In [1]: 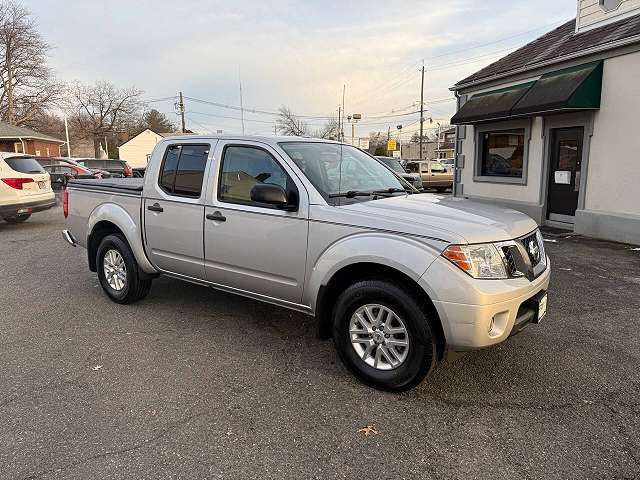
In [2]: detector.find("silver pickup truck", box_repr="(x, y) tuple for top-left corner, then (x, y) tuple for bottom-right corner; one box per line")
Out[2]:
(63, 135), (550, 391)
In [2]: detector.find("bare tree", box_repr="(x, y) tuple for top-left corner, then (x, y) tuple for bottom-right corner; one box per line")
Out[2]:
(316, 116), (339, 140)
(0, 1), (64, 127)
(66, 80), (143, 157)
(276, 106), (308, 136)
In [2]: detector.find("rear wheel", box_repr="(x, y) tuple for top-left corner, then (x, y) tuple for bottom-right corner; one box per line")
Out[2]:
(96, 234), (152, 304)
(435, 187), (448, 193)
(3, 213), (31, 223)
(332, 280), (437, 391)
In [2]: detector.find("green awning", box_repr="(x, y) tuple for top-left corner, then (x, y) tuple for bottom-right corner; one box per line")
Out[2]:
(450, 82), (534, 125)
(451, 61), (603, 125)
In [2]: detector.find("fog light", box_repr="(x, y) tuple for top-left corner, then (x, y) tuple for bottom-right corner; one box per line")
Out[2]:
(488, 316), (495, 333)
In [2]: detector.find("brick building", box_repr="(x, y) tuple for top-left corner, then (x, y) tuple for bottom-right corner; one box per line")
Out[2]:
(0, 121), (65, 157)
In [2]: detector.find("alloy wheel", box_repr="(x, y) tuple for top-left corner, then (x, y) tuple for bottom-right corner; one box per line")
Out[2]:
(349, 304), (410, 370)
(103, 249), (127, 291)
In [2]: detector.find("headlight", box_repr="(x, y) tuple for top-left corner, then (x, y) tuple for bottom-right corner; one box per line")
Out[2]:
(442, 243), (508, 279)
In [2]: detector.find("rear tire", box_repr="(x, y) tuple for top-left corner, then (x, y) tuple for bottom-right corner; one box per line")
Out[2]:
(4, 213), (31, 223)
(435, 187), (447, 193)
(332, 280), (437, 392)
(96, 234), (152, 304)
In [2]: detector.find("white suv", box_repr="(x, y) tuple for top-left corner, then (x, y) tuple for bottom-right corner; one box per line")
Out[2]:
(0, 153), (55, 223)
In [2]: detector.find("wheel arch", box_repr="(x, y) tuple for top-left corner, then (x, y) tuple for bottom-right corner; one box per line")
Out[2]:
(316, 262), (446, 360)
(86, 203), (157, 275)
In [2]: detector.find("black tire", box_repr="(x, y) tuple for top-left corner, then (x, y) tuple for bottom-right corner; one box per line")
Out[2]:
(4, 213), (31, 223)
(332, 280), (438, 392)
(96, 234), (152, 304)
(435, 187), (448, 193)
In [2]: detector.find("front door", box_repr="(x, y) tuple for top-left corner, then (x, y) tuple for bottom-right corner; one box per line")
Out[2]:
(547, 127), (584, 224)
(204, 142), (309, 305)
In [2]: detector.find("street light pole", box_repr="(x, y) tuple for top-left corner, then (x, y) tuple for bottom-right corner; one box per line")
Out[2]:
(419, 63), (425, 161)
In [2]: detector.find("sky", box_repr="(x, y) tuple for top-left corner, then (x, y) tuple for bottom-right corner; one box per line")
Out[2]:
(25, 0), (576, 139)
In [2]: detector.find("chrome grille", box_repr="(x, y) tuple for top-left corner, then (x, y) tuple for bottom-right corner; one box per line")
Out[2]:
(520, 232), (542, 267)
(497, 229), (546, 280)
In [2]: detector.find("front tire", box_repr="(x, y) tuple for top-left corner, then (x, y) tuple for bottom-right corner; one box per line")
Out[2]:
(96, 234), (152, 304)
(3, 213), (31, 223)
(332, 280), (437, 391)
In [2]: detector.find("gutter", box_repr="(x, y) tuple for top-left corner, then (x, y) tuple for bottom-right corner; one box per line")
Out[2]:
(450, 32), (640, 92)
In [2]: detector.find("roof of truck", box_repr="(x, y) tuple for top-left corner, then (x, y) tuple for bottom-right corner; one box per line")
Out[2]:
(160, 134), (342, 145)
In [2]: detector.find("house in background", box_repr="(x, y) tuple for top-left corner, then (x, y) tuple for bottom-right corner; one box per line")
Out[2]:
(0, 121), (64, 157)
(435, 127), (456, 160)
(117, 129), (188, 168)
(450, 0), (640, 245)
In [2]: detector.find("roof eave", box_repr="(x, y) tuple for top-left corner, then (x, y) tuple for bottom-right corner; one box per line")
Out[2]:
(451, 33), (640, 92)
(0, 135), (64, 144)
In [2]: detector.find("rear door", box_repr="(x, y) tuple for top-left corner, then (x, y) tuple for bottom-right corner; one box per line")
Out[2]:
(143, 142), (214, 280)
(203, 141), (309, 304)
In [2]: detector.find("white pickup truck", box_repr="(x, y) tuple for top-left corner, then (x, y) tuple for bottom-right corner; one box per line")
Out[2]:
(63, 136), (550, 391)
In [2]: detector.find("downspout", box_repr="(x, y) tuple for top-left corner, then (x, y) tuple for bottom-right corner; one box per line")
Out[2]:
(452, 92), (460, 197)
(17, 137), (26, 154)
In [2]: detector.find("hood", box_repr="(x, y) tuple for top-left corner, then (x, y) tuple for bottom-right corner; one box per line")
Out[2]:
(334, 194), (538, 244)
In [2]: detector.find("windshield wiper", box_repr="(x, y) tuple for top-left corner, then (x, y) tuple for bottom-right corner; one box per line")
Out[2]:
(329, 188), (412, 199)
(372, 188), (414, 195)
(328, 190), (378, 199)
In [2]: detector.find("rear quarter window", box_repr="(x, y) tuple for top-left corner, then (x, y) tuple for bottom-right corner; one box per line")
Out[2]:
(4, 156), (45, 174)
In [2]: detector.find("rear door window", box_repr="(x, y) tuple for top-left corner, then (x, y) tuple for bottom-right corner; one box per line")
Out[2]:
(158, 144), (209, 198)
(4, 156), (45, 174)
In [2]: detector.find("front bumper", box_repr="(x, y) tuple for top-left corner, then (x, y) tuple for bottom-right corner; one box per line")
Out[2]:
(423, 255), (551, 350)
(0, 197), (56, 217)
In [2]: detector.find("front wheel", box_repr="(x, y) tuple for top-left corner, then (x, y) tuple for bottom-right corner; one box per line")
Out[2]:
(96, 234), (152, 304)
(3, 213), (31, 223)
(332, 280), (438, 391)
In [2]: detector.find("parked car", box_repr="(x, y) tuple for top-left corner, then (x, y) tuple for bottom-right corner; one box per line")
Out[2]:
(42, 163), (99, 189)
(374, 156), (423, 190)
(407, 160), (453, 192)
(63, 136), (550, 391)
(0, 153), (55, 223)
(75, 158), (132, 178)
(36, 157), (111, 179)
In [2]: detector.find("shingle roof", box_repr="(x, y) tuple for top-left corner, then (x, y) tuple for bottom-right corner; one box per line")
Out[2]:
(454, 15), (640, 89)
(0, 121), (64, 143)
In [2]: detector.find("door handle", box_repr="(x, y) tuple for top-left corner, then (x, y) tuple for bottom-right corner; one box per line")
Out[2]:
(206, 211), (226, 222)
(147, 203), (163, 213)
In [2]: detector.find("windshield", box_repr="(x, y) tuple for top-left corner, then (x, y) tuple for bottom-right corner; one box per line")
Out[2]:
(375, 156), (405, 174)
(280, 142), (406, 203)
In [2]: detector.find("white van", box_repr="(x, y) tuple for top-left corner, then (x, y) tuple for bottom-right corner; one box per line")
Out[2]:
(0, 153), (55, 223)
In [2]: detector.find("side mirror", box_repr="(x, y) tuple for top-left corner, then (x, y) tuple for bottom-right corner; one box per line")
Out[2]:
(250, 184), (296, 211)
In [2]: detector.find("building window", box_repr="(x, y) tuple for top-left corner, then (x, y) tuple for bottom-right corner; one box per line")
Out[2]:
(14, 142), (23, 153)
(599, 0), (622, 12)
(479, 129), (525, 178)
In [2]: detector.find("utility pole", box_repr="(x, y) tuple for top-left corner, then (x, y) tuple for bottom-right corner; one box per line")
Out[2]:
(239, 78), (245, 135)
(419, 63), (425, 161)
(341, 84), (346, 142)
(337, 106), (341, 140)
(104, 136), (109, 158)
(64, 114), (71, 158)
(178, 92), (186, 133)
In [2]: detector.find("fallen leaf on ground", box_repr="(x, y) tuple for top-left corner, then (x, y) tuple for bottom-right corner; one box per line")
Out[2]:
(358, 425), (379, 436)
(543, 238), (558, 243)
(92, 365), (103, 371)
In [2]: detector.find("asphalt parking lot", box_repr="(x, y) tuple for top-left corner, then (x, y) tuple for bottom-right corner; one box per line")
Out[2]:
(1, 204), (639, 480)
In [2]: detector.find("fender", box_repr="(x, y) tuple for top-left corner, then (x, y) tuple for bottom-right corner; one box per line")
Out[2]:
(303, 232), (447, 312)
(87, 202), (158, 275)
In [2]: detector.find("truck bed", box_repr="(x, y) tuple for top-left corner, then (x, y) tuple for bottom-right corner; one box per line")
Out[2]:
(68, 178), (144, 195)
